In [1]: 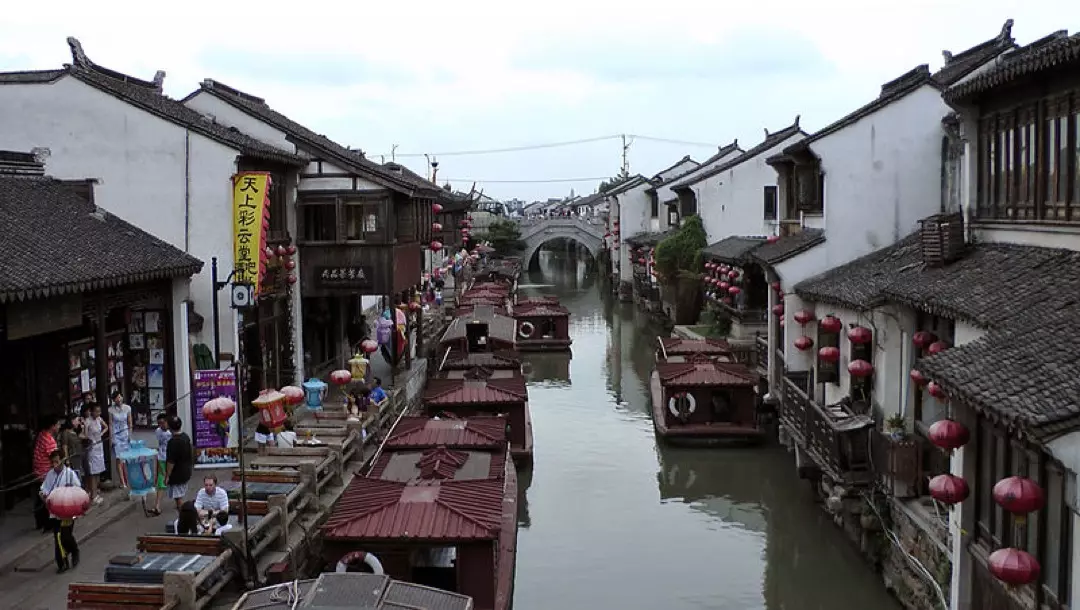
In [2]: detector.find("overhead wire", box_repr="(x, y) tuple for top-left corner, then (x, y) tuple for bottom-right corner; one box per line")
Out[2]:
(441, 177), (611, 184)
(382, 133), (722, 159)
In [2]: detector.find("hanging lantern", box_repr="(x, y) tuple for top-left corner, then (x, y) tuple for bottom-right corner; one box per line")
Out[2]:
(705, 262), (715, 270)
(263, 246), (274, 259)
(772, 303), (784, 316)
(280, 386), (305, 407)
(202, 396), (236, 423)
(988, 548), (1041, 586)
(46, 486), (91, 520)
(793, 310), (815, 325)
(727, 270), (738, 279)
(771, 281), (782, 292)
(820, 315), (843, 333)
(252, 388), (288, 431)
(927, 419), (970, 451)
(848, 359), (874, 377)
(329, 369), (352, 386)
(430, 240), (444, 252)
(286, 274), (298, 285)
(927, 381), (947, 399)
(432, 203), (443, 214)
(716, 281), (727, 290)
(909, 369), (929, 386)
(928, 474), (970, 505)
(993, 476), (1045, 519)
(794, 336), (814, 351)
(847, 326), (872, 344)
(818, 346), (840, 362)
(360, 339), (378, 355)
(728, 286), (741, 295)
(927, 341), (950, 355)
(779, 318), (785, 327)
(432, 222), (443, 232)
(302, 378), (328, 410)
(638, 257), (646, 264)
(286, 245), (297, 256)
(276, 245), (287, 257)
(283, 259), (296, 270)
(913, 331), (937, 349)
(722, 297), (733, 305)
(766, 235), (780, 244)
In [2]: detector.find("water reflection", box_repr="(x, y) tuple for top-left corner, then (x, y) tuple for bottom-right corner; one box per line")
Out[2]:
(517, 465), (532, 528)
(521, 353), (571, 385)
(512, 249), (900, 610)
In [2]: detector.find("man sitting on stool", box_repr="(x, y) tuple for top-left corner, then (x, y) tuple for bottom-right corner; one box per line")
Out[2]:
(194, 475), (229, 522)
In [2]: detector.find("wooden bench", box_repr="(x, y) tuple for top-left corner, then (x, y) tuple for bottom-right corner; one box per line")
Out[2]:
(68, 582), (165, 609)
(229, 499), (269, 516)
(136, 535), (225, 556)
(230, 469), (300, 484)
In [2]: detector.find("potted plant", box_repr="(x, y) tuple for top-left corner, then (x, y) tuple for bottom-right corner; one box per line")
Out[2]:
(885, 413), (907, 441)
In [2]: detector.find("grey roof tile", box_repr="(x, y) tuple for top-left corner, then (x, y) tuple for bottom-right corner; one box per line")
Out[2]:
(751, 229), (825, 265)
(702, 236), (766, 263)
(680, 119), (804, 187)
(946, 29), (1080, 102)
(931, 19), (1016, 86)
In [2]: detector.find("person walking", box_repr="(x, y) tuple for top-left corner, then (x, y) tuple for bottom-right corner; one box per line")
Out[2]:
(32, 417), (59, 532)
(40, 450), (82, 573)
(108, 392), (133, 488)
(83, 404), (108, 506)
(163, 416), (193, 513)
(58, 416), (83, 479)
(149, 413), (171, 516)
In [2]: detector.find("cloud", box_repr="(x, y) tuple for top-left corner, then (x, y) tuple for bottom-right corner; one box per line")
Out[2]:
(195, 48), (456, 87)
(511, 27), (835, 84)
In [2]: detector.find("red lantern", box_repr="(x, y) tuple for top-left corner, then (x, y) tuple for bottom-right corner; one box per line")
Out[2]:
(766, 235), (780, 244)
(727, 270), (738, 279)
(361, 339), (379, 354)
(430, 241), (444, 252)
(280, 386), (304, 407)
(432, 222), (443, 232)
(848, 326), (872, 344)
(263, 246), (274, 259)
(988, 548), (1041, 586)
(913, 331), (937, 349)
(927, 381), (947, 399)
(929, 474), (970, 504)
(728, 286), (741, 295)
(772, 303), (784, 316)
(722, 297), (732, 305)
(927, 341), (950, 355)
(719, 281), (729, 290)
(286, 245), (297, 256)
(286, 274), (297, 285)
(927, 419), (970, 450)
(993, 476), (1045, 517)
(771, 281), (782, 292)
(793, 310), (814, 325)
(432, 203), (443, 214)
(779, 318), (785, 327)
(202, 396), (236, 423)
(329, 369), (352, 386)
(284, 259), (296, 270)
(638, 257), (646, 264)
(252, 389), (288, 431)
(818, 346), (840, 362)
(46, 486), (91, 520)
(848, 359), (874, 377)
(276, 245), (287, 257)
(794, 336), (814, 351)
(909, 369), (928, 386)
(820, 315), (843, 333)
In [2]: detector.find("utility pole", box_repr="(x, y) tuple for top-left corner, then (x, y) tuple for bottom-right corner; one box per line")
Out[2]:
(620, 135), (633, 178)
(391, 144), (398, 162)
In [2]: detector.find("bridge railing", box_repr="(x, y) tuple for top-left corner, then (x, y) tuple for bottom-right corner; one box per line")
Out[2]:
(516, 217), (607, 240)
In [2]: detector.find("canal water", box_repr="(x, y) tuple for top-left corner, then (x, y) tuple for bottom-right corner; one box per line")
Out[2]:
(513, 251), (902, 610)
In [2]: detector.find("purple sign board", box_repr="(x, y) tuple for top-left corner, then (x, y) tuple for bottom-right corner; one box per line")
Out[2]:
(191, 369), (240, 468)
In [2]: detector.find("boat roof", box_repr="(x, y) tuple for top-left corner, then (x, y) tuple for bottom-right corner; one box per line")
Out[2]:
(656, 361), (757, 387)
(384, 416), (508, 450)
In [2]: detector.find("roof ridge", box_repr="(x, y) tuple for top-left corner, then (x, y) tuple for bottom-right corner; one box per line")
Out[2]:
(681, 118), (803, 186)
(940, 18), (1015, 65)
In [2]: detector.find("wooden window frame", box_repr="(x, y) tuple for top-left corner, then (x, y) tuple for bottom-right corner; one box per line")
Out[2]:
(763, 185), (778, 220)
(297, 198), (337, 244)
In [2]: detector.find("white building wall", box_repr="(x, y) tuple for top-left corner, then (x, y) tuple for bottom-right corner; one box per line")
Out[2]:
(616, 183), (652, 283)
(183, 92), (295, 150)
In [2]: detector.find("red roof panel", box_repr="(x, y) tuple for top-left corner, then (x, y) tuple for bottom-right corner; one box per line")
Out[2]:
(440, 350), (521, 371)
(656, 361), (756, 387)
(660, 337), (733, 356)
(513, 302), (570, 317)
(385, 416), (508, 449)
(423, 377), (528, 405)
(323, 478), (505, 541)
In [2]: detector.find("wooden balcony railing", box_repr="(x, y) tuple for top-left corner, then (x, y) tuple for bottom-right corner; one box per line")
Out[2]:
(755, 334), (768, 371)
(780, 374), (875, 485)
(718, 302), (769, 323)
(872, 430), (924, 498)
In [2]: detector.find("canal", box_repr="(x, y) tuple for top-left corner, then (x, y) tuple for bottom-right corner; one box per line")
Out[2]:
(513, 250), (902, 610)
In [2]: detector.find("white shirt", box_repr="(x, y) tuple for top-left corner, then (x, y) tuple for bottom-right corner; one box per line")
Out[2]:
(276, 430), (297, 448)
(194, 486), (229, 513)
(214, 523), (233, 536)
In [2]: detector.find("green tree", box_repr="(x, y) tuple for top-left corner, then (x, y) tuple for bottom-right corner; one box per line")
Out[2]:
(653, 215), (707, 282)
(471, 220), (524, 255)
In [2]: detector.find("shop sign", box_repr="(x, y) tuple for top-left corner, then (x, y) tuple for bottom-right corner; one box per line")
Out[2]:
(191, 369), (240, 469)
(232, 172), (271, 297)
(315, 266), (373, 289)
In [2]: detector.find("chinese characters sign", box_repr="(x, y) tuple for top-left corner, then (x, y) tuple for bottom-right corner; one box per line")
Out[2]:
(232, 172), (272, 297)
(315, 265), (373, 289)
(191, 369), (239, 468)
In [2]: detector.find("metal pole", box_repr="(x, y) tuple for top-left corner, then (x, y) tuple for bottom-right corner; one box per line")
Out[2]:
(212, 257), (221, 368)
(234, 309), (255, 583)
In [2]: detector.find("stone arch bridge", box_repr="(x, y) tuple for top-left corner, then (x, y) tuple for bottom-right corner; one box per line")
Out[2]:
(516, 217), (606, 264)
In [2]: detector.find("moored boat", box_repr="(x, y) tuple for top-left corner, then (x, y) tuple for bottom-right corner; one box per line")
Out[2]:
(512, 300), (572, 352)
(655, 336), (734, 362)
(649, 353), (764, 446)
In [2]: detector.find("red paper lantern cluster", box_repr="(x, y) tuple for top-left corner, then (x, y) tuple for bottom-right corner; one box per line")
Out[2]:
(329, 369), (353, 385)
(266, 242), (298, 286)
(771, 281), (782, 292)
(927, 381), (947, 399)
(728, 286), (742, 295)
(794, 336), (814, 351)
(794, 310), (815, 325)
(431, 222), (443, 232)
(986, 476), (1045, 586)
(766, 235), (780, 244)
(432, 203), (443, 214)
(927, 418), (969, 450)
(430, 240), (444, 252)
(847, 326), (872, 344)
(909, 369), (928, 386)
(820, 315), (843, 333)
(928, 474), (969, 504)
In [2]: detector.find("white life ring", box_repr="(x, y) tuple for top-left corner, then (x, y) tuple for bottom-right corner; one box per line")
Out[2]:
(668, 393), (697, 418)
(519, 321), (535, 339)
(336, 551), (385, 575)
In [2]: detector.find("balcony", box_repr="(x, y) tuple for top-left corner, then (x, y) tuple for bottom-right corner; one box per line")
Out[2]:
(755, 334), (768, 373)
(872, 431), (924, 498)
(779, 373), (875, 485)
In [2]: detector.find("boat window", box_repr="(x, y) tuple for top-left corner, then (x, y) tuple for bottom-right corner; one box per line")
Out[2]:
(711, 392), (733, 422)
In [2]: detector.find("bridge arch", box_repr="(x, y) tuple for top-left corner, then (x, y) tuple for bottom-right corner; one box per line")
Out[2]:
(517, 218), (605, 266)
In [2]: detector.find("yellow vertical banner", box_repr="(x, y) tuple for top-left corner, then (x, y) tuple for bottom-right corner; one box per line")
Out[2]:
(232, 172), (272, 296)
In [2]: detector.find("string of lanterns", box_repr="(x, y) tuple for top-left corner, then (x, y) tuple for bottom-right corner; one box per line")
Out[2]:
(701, 261), (744, 305)
(263, 243), (298, 286)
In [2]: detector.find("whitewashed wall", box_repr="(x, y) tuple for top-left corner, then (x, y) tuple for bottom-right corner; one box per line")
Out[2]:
(616, 183), (652, 283)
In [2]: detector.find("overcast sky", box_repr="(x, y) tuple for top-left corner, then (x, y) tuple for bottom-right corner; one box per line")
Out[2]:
(1, 2), (1072, 201)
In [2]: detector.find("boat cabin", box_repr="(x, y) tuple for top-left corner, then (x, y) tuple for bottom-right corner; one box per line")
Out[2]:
(512, 302), (571, 352)
(439, 306), (517, 354)
(650, 357), (763, 446)
(230, 573), (475, 610)
(421, 370), (532, 465)
(655, 337), (734, 363)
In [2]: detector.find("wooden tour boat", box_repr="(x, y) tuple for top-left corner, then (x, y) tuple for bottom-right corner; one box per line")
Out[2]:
(512, 300), (572, 352)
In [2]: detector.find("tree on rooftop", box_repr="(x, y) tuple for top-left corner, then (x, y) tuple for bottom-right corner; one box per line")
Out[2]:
(471, 219), (524, 255)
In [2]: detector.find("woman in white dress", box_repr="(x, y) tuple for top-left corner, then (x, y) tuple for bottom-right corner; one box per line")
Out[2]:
(108, 392), (133, 488)
(83, 404), (108, 505)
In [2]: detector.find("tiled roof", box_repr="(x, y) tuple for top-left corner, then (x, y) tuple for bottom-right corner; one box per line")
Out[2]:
(931, 20), (1016, 86)
(440, 350), (522, 371)
(702, 236), (766, 263)
(423, 377), (528, 405)
(0, 69), (65, 84)
(624, 230), (674, 247)
(665, 141), (743, 190)
(440, 306), (518, 345)
(322, 478), (504, 541)
(946, 29), (1080, 102)
(659, 337), (733, 357)
(465, 283), (510, 295)
(381, 162), (452, 200)
(384, 416), (507, 449)
(0, 175), (203, 303)
(603, 175), (648, 197)
(917, 304), (1080, 442)
(370, 446), (505, 481)
(680, 119), (804, 187)
(751, 229), (826, 265)
(192, 79), (424, 193)
(513, 302), (569, 317)
(656, 361), (757, 387)
(516, 296), (560, 305)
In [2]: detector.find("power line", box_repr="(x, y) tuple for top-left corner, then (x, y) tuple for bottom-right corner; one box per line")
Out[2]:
(390, 135), (621, 158)
(628, 134), (725, 148)
(442, 176), (610, 184)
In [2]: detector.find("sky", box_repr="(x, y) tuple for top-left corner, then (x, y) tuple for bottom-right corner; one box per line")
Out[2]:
(0, 2), (1074, 201)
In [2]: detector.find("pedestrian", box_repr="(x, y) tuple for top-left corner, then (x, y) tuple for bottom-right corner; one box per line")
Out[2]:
(148, 413), (171, 516)
(59, 416), (83, 480)
(193, 475), (229, 522)
(108, 392), (133, 488)
(83, 403), (108, 506)
(254, 422), (274, 456)
(163, 416), (192, 513)
(369, 377), (388, 408)
(276, 420), (297, 449)
(32, 417), (59, 532)
(40, 449), (81, 573)
(174, 500), (202, 535)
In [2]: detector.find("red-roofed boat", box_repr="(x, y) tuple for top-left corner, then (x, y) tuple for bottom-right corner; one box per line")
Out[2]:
(650, 351), (764, 446)
(655, 336), (735, 362)
(422, 370), (533, 466)
(322, 415), (517, 610)
(512, 300), (572, 352)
